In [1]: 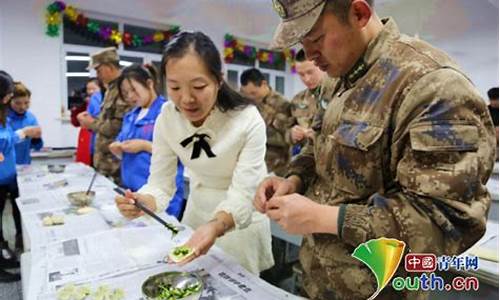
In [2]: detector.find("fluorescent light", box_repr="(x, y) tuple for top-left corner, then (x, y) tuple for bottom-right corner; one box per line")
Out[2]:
(66, 72), (90, 77)
(65, 56), (90, 61)
(119, 61), (133, 67)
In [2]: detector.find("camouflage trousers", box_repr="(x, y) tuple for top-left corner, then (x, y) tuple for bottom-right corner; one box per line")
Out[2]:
(93, 151), (121, 184)
(299, 235), (429, 300)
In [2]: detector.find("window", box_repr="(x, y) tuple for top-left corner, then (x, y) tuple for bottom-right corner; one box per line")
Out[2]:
(275, 76), (285, 94)
(61, 12), (167, 116)
(227, 70), (239, 90)
(65, 51), (91, 109)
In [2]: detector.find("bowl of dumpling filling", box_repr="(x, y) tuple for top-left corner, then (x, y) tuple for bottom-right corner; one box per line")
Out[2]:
(142, 271), (203, 300)
(67, 191), (95, 207)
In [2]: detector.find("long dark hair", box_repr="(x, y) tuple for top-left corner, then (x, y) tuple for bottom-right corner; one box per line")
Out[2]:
(161, 31), (251, 112)
(117, 64), (159, 101)
(0, 70), (14, 126)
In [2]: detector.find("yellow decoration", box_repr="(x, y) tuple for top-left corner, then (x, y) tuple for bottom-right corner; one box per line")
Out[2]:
(235, 39), (245, 52)
(224, 47), (234, 58)
(46, 12), (60, 25)
(65, 6), (77, 22)
(258, 52), (269, 62)
(153, 32), (164, 42)
(110, 30), (122, 45)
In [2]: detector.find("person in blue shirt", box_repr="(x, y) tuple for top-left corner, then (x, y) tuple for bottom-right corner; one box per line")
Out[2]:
(8, 81), (43, 165)
(109, 64), (185, 219)
(0, 70), (21, 282)
(86, 86), (103, 161)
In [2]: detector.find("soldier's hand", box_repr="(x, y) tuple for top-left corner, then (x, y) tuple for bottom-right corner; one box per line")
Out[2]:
(304, 128), (315, 139)
(254, 176), (299, 213)
(266, 193), (319, 235)
(109, 141), (123, 158)
(0, 153), (4, 162)
(77, 112), (94, 128)
(291, 125), (306, 143)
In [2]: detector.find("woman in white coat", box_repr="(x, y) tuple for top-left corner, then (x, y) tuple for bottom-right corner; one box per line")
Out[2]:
(115, 31), (274, 274)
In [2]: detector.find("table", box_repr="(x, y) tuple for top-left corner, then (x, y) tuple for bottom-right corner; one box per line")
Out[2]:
(17, 163), (301, 300)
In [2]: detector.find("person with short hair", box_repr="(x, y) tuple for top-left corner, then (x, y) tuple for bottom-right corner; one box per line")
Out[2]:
(256, 1), (497, 299)
(71, 78), (101, 165)
(287, 49), (335, 155)
(78, 47), (134, 183)
(240, 67), (293, 175)
(8, 81), (43, 165)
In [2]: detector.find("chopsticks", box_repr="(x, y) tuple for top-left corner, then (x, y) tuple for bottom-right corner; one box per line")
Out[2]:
(113, 187), (179, 236)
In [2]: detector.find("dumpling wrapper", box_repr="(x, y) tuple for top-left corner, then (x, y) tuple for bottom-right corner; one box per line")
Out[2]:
(168, 245), (195, 263)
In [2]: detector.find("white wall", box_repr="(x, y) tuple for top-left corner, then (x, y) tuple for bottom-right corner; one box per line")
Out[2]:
(1, 0), (76, 148)
(0, 0), (301, 147)
(0, 0), (497, 147)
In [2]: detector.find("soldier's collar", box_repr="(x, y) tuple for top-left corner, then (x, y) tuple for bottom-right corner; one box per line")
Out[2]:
(310, 86), (321, 97)
(341, 57), (369, 88)
(340, 18), (400, 89)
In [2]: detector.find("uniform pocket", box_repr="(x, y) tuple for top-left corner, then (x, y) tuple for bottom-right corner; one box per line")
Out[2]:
(397, 121), (480, 203)
(330, 121), (385, 197)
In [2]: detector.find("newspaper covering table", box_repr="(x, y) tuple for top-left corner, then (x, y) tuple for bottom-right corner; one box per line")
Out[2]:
(17, 163), (302, 300)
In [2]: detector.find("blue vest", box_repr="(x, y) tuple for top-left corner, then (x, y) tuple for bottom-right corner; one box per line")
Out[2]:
(0, 124), (17, 185)
(116, 96), (185, 219)
(87, 92), (103, 155)
(8, 109), (43, 164)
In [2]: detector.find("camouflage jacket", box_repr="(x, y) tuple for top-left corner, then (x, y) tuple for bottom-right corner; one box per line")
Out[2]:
(288, 18), (496, 300)
(256, 89), (293, 175)
(88, 78), (133, 182)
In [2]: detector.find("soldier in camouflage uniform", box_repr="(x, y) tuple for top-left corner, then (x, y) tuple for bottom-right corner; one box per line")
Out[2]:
(77, 47), (133, 183)
(288, 49), (337, 153)
(287, 49), (325, 153)
(240, 68), (293, 176)
(254, 1), (497, 299)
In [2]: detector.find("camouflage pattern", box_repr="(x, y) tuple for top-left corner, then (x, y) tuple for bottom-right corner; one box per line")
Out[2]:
(255, 89), (293, 176)
(310, 76), (337, 134)
(87, 47), (119, 70)
(271, 0), (327, 49)
(87, 79), (133, 182)
(288, 18), (496, 300)
(287, 77), (337, 148)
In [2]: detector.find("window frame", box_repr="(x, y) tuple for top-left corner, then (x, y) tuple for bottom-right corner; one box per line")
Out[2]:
(61, 11), (168, 117)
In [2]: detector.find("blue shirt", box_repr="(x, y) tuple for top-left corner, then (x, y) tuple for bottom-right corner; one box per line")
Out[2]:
(8, 109), (43, 165)
(116, 95), (185, 219)
(0, 124), (17, 185)
(87, 92), (103, 155)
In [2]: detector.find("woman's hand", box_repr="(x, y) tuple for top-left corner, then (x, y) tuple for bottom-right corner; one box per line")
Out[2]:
(115, 190), (156, 219)
(172, 221), (221, 266)
(121, 139), (150, 153)
(22, 126), (42, 138)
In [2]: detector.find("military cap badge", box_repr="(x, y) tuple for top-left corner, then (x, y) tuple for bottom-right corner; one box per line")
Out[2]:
(272, 0), (288, 19)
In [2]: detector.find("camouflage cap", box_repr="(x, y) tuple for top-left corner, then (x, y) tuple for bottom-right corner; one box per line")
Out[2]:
(87, 47), (119, 70)
(270, 0), (326, 49)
